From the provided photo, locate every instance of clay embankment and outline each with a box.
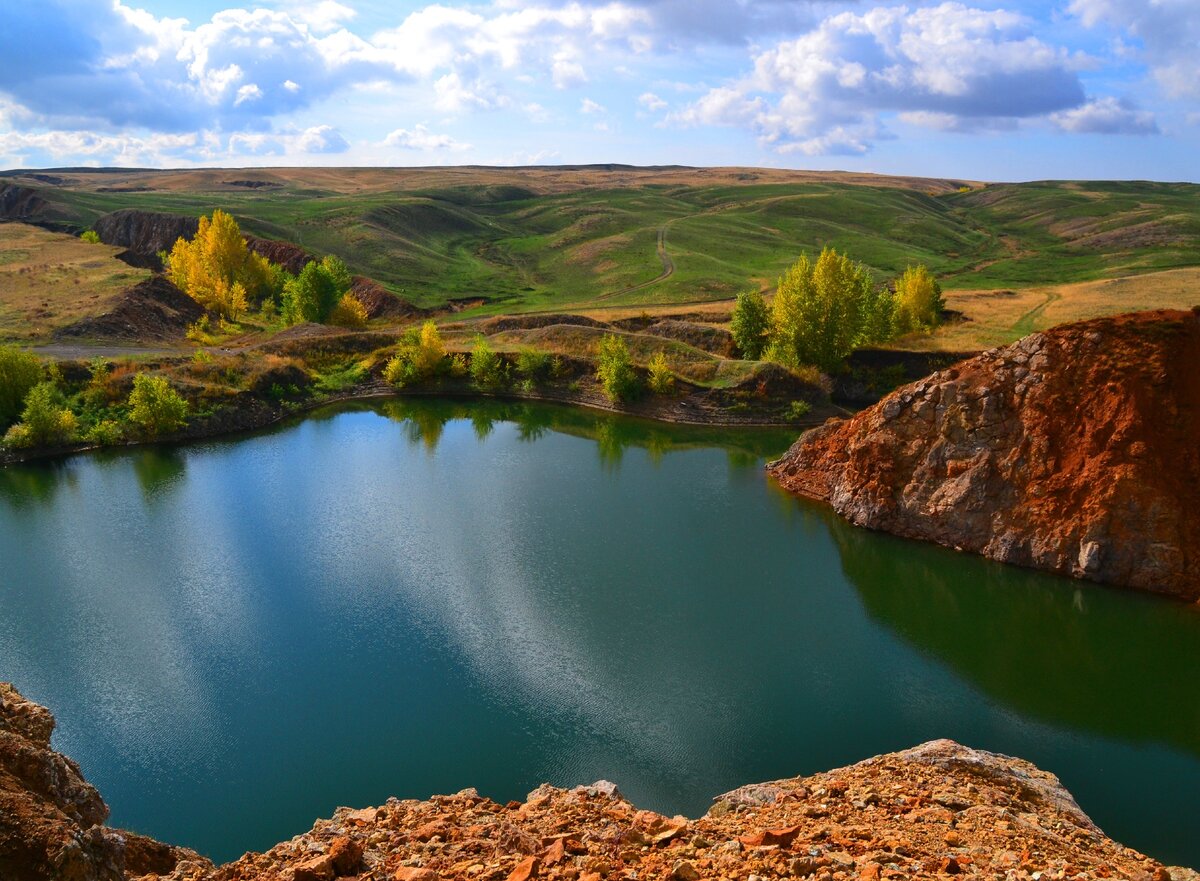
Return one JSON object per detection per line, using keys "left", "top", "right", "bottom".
{"left": 769, "top": 309, "right": 1200, "bottom": 598}
{"left": 1, "top": 683, "right": 1193, "bottom": 881}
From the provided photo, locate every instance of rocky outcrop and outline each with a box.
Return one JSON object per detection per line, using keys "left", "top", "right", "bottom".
{"left": 54, "top": 276, "right": 206, "bottom": 341}
{"left": 152, "top": 740, "right": 1194, "bottom": 881}
{"left": 769, "top": 309, "right": 1200, "bottom": 598}
{"left": 0, "top": 684, "right": 207, "bottom": 881}
{"left": 2, "top": 684, "right": 1194, "bottom": 881}
{"left": 93, "top": 210, "right": 200, "bottom": 259}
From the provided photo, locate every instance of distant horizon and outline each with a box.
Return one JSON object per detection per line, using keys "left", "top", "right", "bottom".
{"left": 3, "top": 1, "right": 1198, "bottom": 181}
{"left": 4, "top": 163, "right": 1199, "bottom": 187}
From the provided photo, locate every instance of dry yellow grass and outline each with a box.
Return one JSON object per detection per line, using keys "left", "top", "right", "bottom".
{"left": 0, "top": 223, "right": 148, "bottom": 340}
{"left": 905, "top": 267, "right": 1200, "bottom": 352}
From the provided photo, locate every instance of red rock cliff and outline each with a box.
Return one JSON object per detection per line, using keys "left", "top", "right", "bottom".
{"left": 768, "top": 309, "right": 1200, "bottom": 598}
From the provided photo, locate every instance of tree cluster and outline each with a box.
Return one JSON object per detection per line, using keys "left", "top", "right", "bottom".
{"left": 165, "top": 209, "right": 369, "bottom": 327}
{"left": 730, "top": 249, "right": 944, "bottom": 372}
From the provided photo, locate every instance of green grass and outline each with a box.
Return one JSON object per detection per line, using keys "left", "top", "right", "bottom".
{"left": 39, "top": 176, "right": 1200, "bottom": 314}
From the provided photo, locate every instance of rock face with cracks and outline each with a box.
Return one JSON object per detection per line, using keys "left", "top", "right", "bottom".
{"left": 2, "top": 684, "right": 1196, "bottom": 881}
{"left": 768, "top": 309, "right": 1200, "bottom": 598}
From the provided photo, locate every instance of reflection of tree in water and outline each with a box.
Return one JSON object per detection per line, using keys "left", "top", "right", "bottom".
{"left": 0, "top": 461, "right": 78, "bottom": 508}
{"left": 471, "top": 412, "right": 495, "bottom": 441}
{"left": 373, "top": 397, "right": 797, "bottom": 464}
{"left": 594, "top": 418, "right": 625, "bottom": 471}
{"left": 132, "top": 447, "right": 187, "bottom": 499}
{"left": 828, "top": 513, "right": 1200, "bottom": 758}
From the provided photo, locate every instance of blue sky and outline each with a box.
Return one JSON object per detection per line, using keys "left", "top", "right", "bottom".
{"left": 1, "top": 0, "right": 1197, "bottom": 180}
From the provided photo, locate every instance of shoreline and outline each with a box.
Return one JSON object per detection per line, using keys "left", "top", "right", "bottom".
{"left": 0, "top": 379, "right": 826, "bottom": 468}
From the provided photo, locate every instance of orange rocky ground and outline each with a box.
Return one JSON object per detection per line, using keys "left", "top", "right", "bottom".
{"left": 769, "top": 309, "right": 1200, "bottom": 598}
{"left": 2, "top": 683, "right": 1196, "bottom": 881}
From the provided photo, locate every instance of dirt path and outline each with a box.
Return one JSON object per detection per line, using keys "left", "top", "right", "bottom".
{"left": 1010, "top": 289, "right": 1062, "bottom": 337}
{"left": 591, "top": 223, "right": 676, "bottom": 303}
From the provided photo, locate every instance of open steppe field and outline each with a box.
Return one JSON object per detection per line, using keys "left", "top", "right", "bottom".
{"left": 5, "top": 168, "right": 1199, "bottom": 316}
{"left": 3, "top": 166, "right": 1200, "bottom": 353}
{"left": 0, "top": 223, "right": 148, "bottom": 340}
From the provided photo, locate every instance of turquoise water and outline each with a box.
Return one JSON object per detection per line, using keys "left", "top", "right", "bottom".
{"left": 1, "top": 399, "right": 1198, "bottom": 866}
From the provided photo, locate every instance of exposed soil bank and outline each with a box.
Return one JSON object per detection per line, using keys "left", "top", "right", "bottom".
{"left": 2, "top": 684, "right": 1193, "bottom": 881}
{"left": 769, "top": 309, "right": 1200, "bottom": 599}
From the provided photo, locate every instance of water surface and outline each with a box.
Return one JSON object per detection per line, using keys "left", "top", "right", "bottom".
{"left": 1, "top": 399, "right": 1198, "bottom": 866}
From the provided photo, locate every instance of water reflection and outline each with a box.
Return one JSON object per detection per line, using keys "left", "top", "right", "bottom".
{"left": 0, "top": 459, "right": 77, "bottom": 507}
{"left": 369, "top": 397, "right": 796, "bottom": 465}
{"left": 132, "top": 448, "right": 187, "bottom": 500}
{"left": 828, "top": 514, "right": 1200, "bottom": 757}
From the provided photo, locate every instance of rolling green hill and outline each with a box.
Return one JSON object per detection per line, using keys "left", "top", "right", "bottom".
{"left": 6, "top": 168, "right": 1200, "bottom": 314}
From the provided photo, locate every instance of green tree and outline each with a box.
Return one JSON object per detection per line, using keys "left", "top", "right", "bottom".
{"left": 766, "top": 248, "right": 877, "bottom": 372}
{"left": 0, "top": 344, "right": 43, "bottom": 430}
{"left": 80, "top": 230, "right": 101, "bottom": 244}
{"left": 282, "top": 256, "right": 353, "bottom": 325}
{"left": 893, "top": 264, "right": 945, "bottom": 333}
{"left": 730, "top": 289, "right": 770, "bottom": 359}
{"left": 3, "top": 382, "right": 76, "bottom": 448}
{"left": 596, "top": 334, "right": 639, "bottom": 402}
{"left": 647, "top": 351, "right": 675, "bottom": 395}
{"left": 470, "top": 336, "right": 505, "bottom": 389}
{"left": 128, "top": 374, "right": 188, "bottom": 437}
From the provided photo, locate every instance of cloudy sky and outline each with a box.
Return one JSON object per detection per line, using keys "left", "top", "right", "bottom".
{"left": 2, "top": 0, "right": 1197, "bottom": 180}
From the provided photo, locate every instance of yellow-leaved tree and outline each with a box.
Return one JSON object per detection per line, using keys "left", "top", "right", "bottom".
{"left": 892, "top": 264, "right": 945, "bottom": 334}
{"left": 164, "top": 209, "right": 276, "bottom": 320}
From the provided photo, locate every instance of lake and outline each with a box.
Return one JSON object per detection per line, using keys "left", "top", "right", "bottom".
{"left": 1, "top": 398, "right": 1198, "bottom": 866}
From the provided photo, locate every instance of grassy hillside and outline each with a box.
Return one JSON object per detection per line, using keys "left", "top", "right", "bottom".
{"left": 7, "top": 168, "right": 1197, "bottom": 317}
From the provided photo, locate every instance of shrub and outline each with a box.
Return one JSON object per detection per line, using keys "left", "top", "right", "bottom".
{"left": 84, "top": 420, "right": 124, "bottom": 446}
{"left": 3, "top": 382, "right": 76, "bottom": 448}
{"left": 187, "top": 315, "right": 213, "bottom": 344}
{"left": 0, "top": 344, "right": 43, "bottom": 430}
{"left": 730, "top": 289, "right": 770, "bottom": 359}
{"left": 470, "top": 336, "right": 505, "bottom": 389}
{"left": 80, "top": 230, "right": 101, "bottom": 244}
{"left": 328, "top": 293, "right": 369, "bottom": 328}
{"left": 128, "top": 374, "right": 188, "bottom": 437}
{"left": 786, "top": 400, "right": 813, "bottom": 422}
{"left": 596, "top": 334, "right": 639, "bottom": 402}
{"left": 647, "top": 351, "right": 675, "bottom": 395}
{"left": 515, "top": 346, "right": 552, "bottom": 383}
{"left": 385, "top": 322, "right": 447, "bottom": 388}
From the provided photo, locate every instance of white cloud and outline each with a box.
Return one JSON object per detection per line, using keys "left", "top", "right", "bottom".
{"left": 638, "top": 92, "right": 667, "bottom": 111}
{"left": 434, "top": 72, "right": 508, "bottom": 112}
{"left": 296, "top": 124, "right": 349, "bottom": 153}
{"left": 552, "top": 50, "right": 588, "bottom": 88}
{"left": 580, "top": 98, "right": 607, "bottom": 114}
{"left": 234, "top": 84, "right": 263, "bottom": 106}
{"left": 1051, "top": 97, "right": 1159, "bottom": 135}
{"left": 1070, "top": 0, "right": 1200, "bottom": 99}
{"left": 673, "top": 3, "right": 1092, "bottom": 154}
{"left": 384, "top": 125, "right": 471, "bottom": 151}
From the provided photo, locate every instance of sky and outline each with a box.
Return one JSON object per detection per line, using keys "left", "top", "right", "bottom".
{"left": 1, "top": 0, "right": 1197, "bottom": 181}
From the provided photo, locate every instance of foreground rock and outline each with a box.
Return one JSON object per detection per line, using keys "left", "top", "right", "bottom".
{"left": 769, "top": 309, "right": 1200, "bottom": 599}
{"left": 0, "top": 684, "right": 208, "bottom": 880}
{"left": 2, "top": 685, "right": 1194, "bottom": 881}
